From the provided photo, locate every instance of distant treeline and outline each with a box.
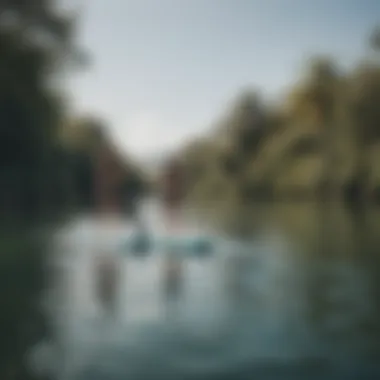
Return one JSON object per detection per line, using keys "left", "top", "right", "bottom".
{"left": 178, "top": 27, "right": 380, "bottom": 210}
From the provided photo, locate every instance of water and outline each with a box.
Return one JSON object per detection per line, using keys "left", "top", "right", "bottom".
{"left": 3, "top": 201, "right": 380, "bottom": 379}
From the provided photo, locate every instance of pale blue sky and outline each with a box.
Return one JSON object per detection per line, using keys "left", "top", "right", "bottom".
{"left": 68, "top": 0, "right": 379, "bottom": 162}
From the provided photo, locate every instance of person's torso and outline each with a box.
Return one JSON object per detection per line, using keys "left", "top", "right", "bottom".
{"left": 162, "top": 169, "right": 183, "bottom": 202}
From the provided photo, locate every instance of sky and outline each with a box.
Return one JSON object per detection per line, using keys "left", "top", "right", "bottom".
{"left": 67, "top": 0, "right": 380, "bottom": 164}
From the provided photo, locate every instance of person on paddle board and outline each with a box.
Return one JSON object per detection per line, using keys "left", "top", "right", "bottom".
{"left": 160, "top": 157, "right": 187, "bottom": 301}
{"left": 120, "top": 168, "right": 146, "bottom": 223}
{"left": 93, "top": 144, "right": 122, "bottom": 314}
{"left": 161, "top": 157, "right": 186, "bottom": 226}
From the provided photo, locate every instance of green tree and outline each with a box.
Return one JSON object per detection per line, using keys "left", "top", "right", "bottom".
{"left": 0, "top": 0, "right": 87, "bottom": 221}
{"left": 286, "top": 57, "right": 342, "bottom": 197}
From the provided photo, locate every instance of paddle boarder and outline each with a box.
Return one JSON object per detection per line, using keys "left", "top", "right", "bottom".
{"left": 160, "top": 157, "right": 187, "bottom": 303}
{"left": 161, "top": 157, "right": 186, "bottom": 227}
{"left": 93, "top": 144, "right": 122, "bottom": 314}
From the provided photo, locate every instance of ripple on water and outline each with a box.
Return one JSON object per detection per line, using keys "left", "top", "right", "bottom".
{"left": 29, "top": 214, "right": 380, "bottom": 380}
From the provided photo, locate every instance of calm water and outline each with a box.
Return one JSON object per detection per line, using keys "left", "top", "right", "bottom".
{"left": 3, "top": 201, "right": 380, "bottom": 380}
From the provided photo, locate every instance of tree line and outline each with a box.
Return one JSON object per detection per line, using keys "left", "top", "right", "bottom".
{"left": 178, "top": 28, "right": 380, "bottom": 211}
{"left": 0, "top": 0, "right": 147, "bottom": 224}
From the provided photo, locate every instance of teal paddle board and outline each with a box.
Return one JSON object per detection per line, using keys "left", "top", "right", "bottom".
{"left": 121, "top": 231, "right": 215, "bottom": 256}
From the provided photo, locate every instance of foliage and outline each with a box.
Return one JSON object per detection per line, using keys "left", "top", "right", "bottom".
{"left": 0, "top": 0, "right": 85, "bottom": 220}
{"left": 178, "top": 28, "right": 380, "bottom": 208}
{"left": 0, "top": 1, "right": 146, "bottom": 222}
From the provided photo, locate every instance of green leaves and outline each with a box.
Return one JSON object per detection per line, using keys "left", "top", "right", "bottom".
{"left": 178, "top": 32, "right": 380, "bottom": 206}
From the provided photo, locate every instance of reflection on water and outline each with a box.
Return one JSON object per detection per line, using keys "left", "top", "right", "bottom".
{"left": 0, "top": 229, "right": 47, "bottom": 380}
{"left": 5, "top": 202, "right": 380, "bottom": 379}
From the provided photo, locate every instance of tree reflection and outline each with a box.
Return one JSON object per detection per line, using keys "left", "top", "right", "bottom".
{"left": 0, "top": 229, "right": 48, "bottom": 379}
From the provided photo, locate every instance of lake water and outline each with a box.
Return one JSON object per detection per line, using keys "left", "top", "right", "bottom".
{"left": 5, "top": 201, "right": 380, "bottom": 380}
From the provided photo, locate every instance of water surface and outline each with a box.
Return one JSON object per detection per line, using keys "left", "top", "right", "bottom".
{"left": 22, "top": 202, "right": 380, "bottom": 379}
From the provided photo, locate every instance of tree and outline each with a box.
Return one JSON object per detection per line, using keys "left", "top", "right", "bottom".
{"left": 0, "top": 0, "right": 88, "bottom": 221}
{"left": 286, "top": 57, "right": 342, "bottom": 197}
{"left": 369, "top": 25, "right": 380, "bottom": 53}
{"left": 348, "top": 62, "right": 380, "bottom": 202}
